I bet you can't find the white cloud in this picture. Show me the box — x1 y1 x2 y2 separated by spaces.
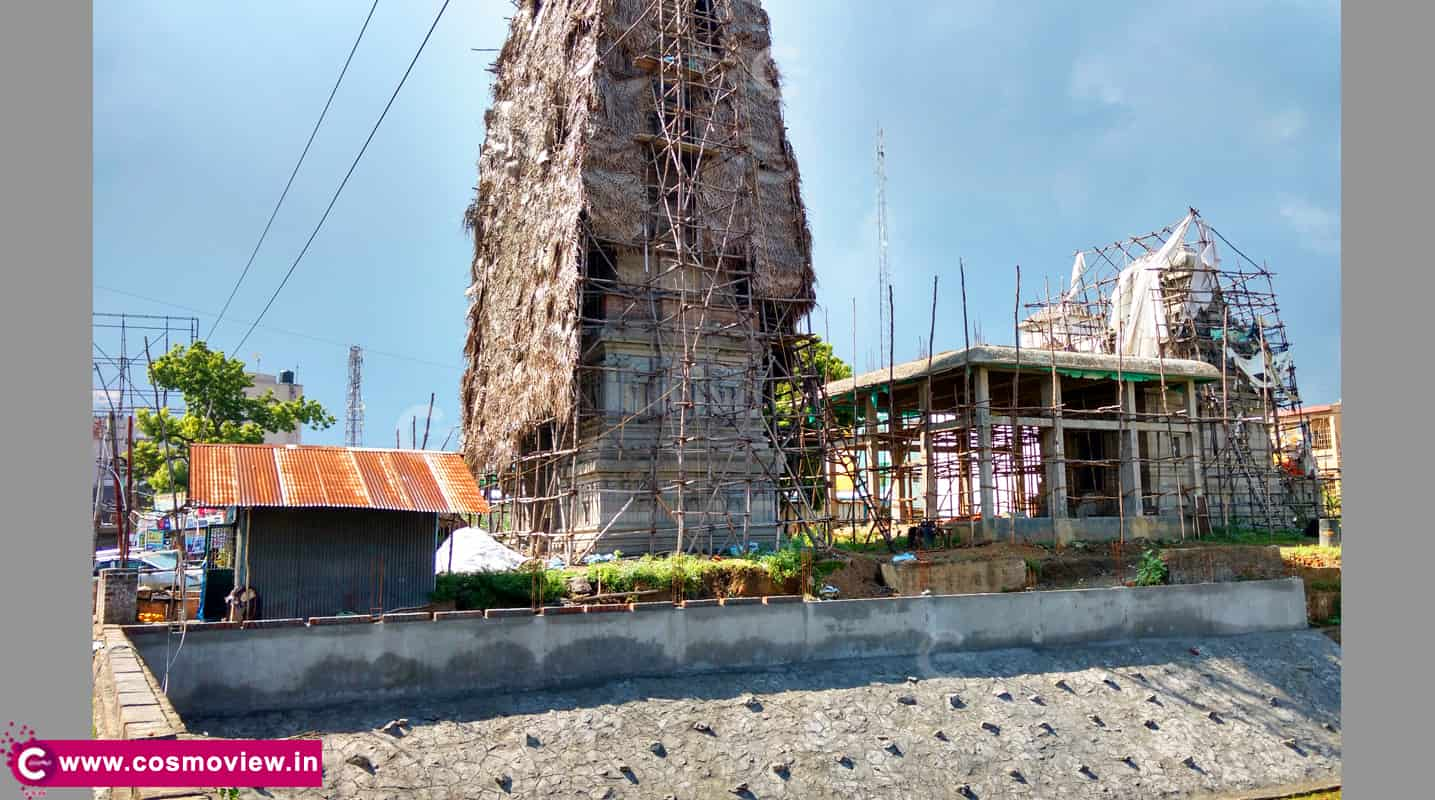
1260 107 1308 143
1279 198 1341 255
1069 58 1127 108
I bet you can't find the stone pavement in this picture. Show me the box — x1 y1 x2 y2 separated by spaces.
191 630 1340 800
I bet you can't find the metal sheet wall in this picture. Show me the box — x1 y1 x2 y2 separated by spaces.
245 508 436 620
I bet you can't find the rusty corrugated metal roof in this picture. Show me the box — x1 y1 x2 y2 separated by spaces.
189 444 490 514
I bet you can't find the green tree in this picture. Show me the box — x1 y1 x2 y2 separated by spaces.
132 342 336 497
769 338 854 523
773 338 853 422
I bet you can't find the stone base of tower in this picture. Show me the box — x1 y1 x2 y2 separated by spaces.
556 425 788 556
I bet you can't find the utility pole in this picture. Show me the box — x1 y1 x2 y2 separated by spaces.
109 411 125 560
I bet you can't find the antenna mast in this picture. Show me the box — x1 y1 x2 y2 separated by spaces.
345 345 365 447
876 128 891 372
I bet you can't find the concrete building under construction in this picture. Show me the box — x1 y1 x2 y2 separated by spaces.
459 0 821 558
823 211 1328 545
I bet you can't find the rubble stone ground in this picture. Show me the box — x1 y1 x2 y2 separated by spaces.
191 630 1340 800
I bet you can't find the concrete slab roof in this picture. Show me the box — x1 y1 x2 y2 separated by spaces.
825 344 1222 397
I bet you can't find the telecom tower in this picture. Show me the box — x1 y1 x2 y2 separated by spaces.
875 127 890 372
345 345 364 447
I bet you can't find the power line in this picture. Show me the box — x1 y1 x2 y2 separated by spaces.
234 0 452 353
95 285 461 371
207 0 381 341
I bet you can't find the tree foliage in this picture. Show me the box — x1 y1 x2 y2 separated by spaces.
773 338 853 421
767 338 854 519
132 342 336 496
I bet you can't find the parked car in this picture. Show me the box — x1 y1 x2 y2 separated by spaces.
93 549 204 591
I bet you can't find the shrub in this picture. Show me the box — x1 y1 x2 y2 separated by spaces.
1134 548 1169 586
431 570 565 611
585 553 706 597
582 544 811 599
755 546 803 584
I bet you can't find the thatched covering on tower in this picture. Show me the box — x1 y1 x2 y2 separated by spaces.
460 0 814 473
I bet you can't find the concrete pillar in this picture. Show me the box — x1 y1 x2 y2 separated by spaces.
1121 381 1144 517
1318 518 1341 547
893 442 909 524
1145 428 1165 514
976 367 996 521
864 394 881 525
1012 424 1027 517
1185 380 1205 506
97 568 138 625
920 381 938 520
1040 375 1068 518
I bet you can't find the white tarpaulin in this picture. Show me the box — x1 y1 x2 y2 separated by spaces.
1064 251 1089 301
435 527 528 574
1107 214 1194 358
1184 219 1221 315
1225 348 1293 390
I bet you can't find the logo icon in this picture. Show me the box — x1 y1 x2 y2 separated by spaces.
3 723 48 799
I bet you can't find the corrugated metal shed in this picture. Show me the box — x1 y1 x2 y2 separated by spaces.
190 444 489 514
243 507 435 619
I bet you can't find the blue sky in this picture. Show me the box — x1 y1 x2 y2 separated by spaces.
94 1 1340 448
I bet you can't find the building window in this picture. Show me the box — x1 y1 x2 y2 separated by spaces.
1311 421 1331 450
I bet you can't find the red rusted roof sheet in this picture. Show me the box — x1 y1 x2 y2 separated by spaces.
189 444 489 514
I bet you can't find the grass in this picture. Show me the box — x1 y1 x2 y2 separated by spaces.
827 526 897 554
826 524 969 554
1202 525 1310 546
1285 790 1340 799
813 559 845 582
584 553 709 597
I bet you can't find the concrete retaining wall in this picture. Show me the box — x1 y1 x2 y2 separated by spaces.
952 515 1191 545
1163 545 1287 585
94 626 187 740
131 578 1307 718
879 557 1028 596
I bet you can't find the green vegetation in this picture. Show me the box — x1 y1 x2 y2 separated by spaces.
1202 526 1309 546
432 570 565 611
1321 482 1342 519
585 545 808 598
773 337 853 423
432 542 822 611
1309 579 1341 593
771 338 854 514
131 342 335 497
813 559 844 583
1134 547 1169 586
827 526 899 554
584 553 710 597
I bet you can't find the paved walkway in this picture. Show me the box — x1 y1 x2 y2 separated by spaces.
192 630 1341 800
